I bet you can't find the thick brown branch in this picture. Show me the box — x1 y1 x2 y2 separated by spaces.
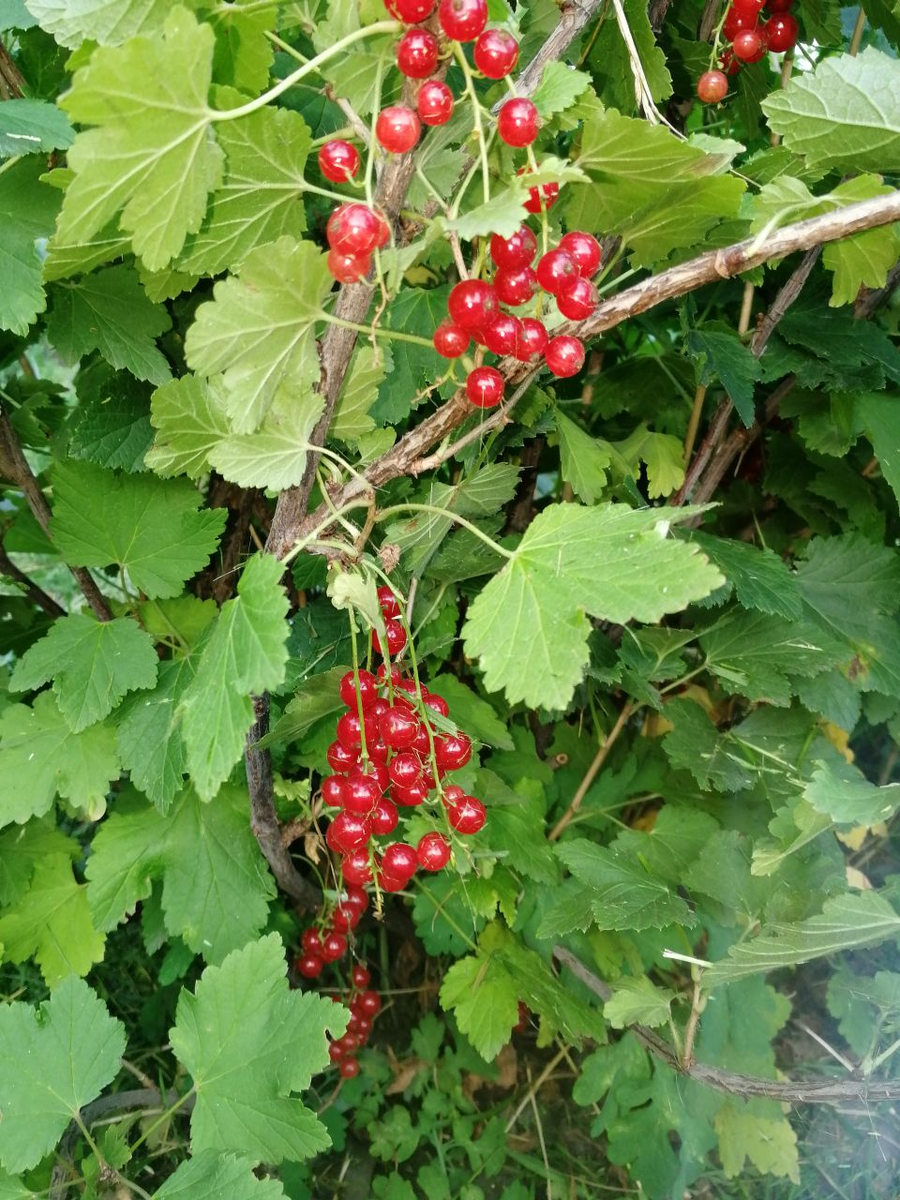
514 0 607 96
0 37 25 100
0 541 66 618
553 947 900 1105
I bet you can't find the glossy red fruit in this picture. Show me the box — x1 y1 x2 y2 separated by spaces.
557 274 599 320
435 732 472 770
733 0 766 12
723 5 758 39
490 225 537 271
328 1039 346 1063
522 177 559 214
352 964 371 988
473 28 519 78
558 231 603 276
448 279 499 330
516 317 548 362
732 27 767 61
370 796 398 836
326 812 372 854
494 265 538 307
765 12 798 50
719 47 742 75
497 97 539 147
417 79 454 125
320 931 348 963
466 366 504 408
351 760 389 792
327 203 382 256
441 783 466 806
339 1057 361 1078
322 775 347 808
376 105 421 153
301 928 323 956
355 1014 373 1040
327 250 370 284
344 885 369 914
318 140 361 183
376 585 400 618
545 334 585 377
396 28 439 77
388 750 423 790
372 619 407 657
379 705 419 749
344 773 383 815
765 0 793 11
448 795 487 834
382 841 419 879
438 0 487 41
331 903 360 933
297 954 324 978
697 69 729 103
342 848 374 885
339 668 379 711
536 249 577 295
358 989 382 1016
417 831 452 871
411 722 432 755
327 739 358 774
378 870 408 892
392 779 430 807
484 312 522 356
336 710 376 751
384 0 436 20
423 692 450 717
433 321 470 358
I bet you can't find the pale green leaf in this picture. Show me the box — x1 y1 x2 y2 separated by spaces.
0 98 73 156
156 1151 287 1199
0 821 78 908
604 977 675 1030
447 183 529 241
715 1103 800 1184
532 61 591 119
804 758 900 827
208 388 326 491
146 374 231 480
0 157 60 335
23 0 173 46
205 1 276 94
331 346 387 444
823 221 900 307
555 410 610 504
640 431 686 499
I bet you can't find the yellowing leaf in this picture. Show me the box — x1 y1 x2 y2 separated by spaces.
715 1102 800 1184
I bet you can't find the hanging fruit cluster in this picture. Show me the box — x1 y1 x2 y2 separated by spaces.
697 0 799 103
295 886 371 981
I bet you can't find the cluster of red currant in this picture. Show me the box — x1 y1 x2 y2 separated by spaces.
434 227 601 406
321 586 487 893
697 0 798 103
327 965 382 1079
295 884 370 980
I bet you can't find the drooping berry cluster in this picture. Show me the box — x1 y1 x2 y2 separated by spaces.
326 964 382 1079
434 228 602 405
295 884 370 980
697 0 798 102
321 587 487 893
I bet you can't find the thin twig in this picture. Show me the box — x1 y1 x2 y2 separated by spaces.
0 541 65 618
549 702 633 841
682 384 707 466
681 978 704 1069
849 6 867 55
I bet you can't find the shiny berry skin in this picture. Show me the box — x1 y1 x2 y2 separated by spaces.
448 795 487 834
417 79 454 125
497 97 539 147
732 27 767 61
733 0 766 12
376 105 421 154
301 928 323 956
326 739 358 774
372 619 407 657
723 5 758 39
328 1040 346 1063
326 812 372 854
423 692 450 717
765 13 798 50
318 140 361 183
536 249 577 296
340 668 379 711
466 366 504 408
326 203 382 256
339 1056 361 1079
355 1014 373 1040
557 275 599 320
396 29 440 78
376 586 400 619
344 885 369 914
417 832 452 871
344 773 383 815
490 225 537 270
378 705 419 749
378 871 407 892
322 775 347 808
448 279 499 330
297 954 324 978
411 722 432 755
392 779 430 807
358 989 382 1017
374 213 391 248
336 710 376 751
327 250 370 285
473 28 519 78
433 322 470 358
516 317 548 362
320 931 348 963
766 0 793 10
523 178 559 214
558 231 603 276
438 0 487 41
719 47 742 75
331 903 360 933
494 265 538 307
341 848 374 885
545 334 585 378
697 69 729 103
371 796 399 835
352 964 371 988
382 841 419 879
388 751 423 790
384 0 436 18
435 732 472 770
351 760 389 792
337 1032 361 1055
484 312 522 356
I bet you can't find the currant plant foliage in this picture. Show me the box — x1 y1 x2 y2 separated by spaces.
1 0 900 1195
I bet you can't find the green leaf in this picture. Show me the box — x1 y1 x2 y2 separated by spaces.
822 219 900 307
10 614 158 731
688 533 802 620
116 656 196 810
715 1102 799 1184
0 157 60 335
532 61 592 119
762 48 900 174
68 365 155 473
586 0 672 113
46 265 172 385
804 758 900 827
209 389 326 491
857 393 900 512
684 328 760 426
555 411 610 504
51 460 226 600
155 1151 288 1200
638 431 686 500
476 769 558 883
699 610 837 705
604 977 675 1030
57 7 224 270
206 0 276 94
180 554 290 800
371 286 450 424
462 503 723 710
23 0 172 46
86 785 276 962
185 237 331 434
0 853 105 985
0 975 125 1173
0 691 119 828
146 374 231 480
170 933 347 1161
447 183 529 241
331 346 387 445
0 821 78 908
264 666 348 746
706 892 900 987
555 838 693 931
178 104 311 276
310 4 394 117
0 1 36 30
0 97 73 156
428 675 514 750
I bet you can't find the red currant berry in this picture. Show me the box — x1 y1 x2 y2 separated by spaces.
765 13 798 50
339 1056 361 1078
384 0 436 20
484 312 522 356
352 964 371 988
423 692 450 717
438 0 487 41
378 871 407 892
326 812 372 854
536 248 578 295
327 250 370 285
392 779 430 806
358 989 382 1017
473 28 519 78
719 47 742 75
558 231 602 276
513 1000 529 1033
351 760 389 792
732 27 767 61
544 334 585 378
441 783 466 806
766 0 793 11
342 848 374 886
417 832 452 871
339 669 379 711
382 841 418 879
723 5 758 39
320 931 348 963
490 225 537 271
417 79 454 125
448 795 487 834
434 322 470 358
297 954 324 978
411 721 432 756
696 69 729 103
327 740 358 774
322 775 347 808
379 705 419 749
344 773 383 815
435 732 472 770
376 106 421 154
516 317 548 362
448 279 499 330
301 928 323 956
372 619 407 657
331 903 360 933
318 140 361 183
355 1014 373 1041
371 796 399 835
388 750 423 790
521 175 559 214
733 0 766 12
328 1039 346 1063
466 366 504 408
557 275 599 320
397 29 440 77
326 203 381 256
344 885 369 914
336 710 376 751
497 97 539 147
376 586 400 619
494 265 538 307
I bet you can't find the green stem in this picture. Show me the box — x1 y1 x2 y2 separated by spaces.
281 500 373 566
323 314 435 348
212 22 401 122
453 44 491 205
128 1088 195 1155
347 606 370 766
364 54 386 210
375 503 515 559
